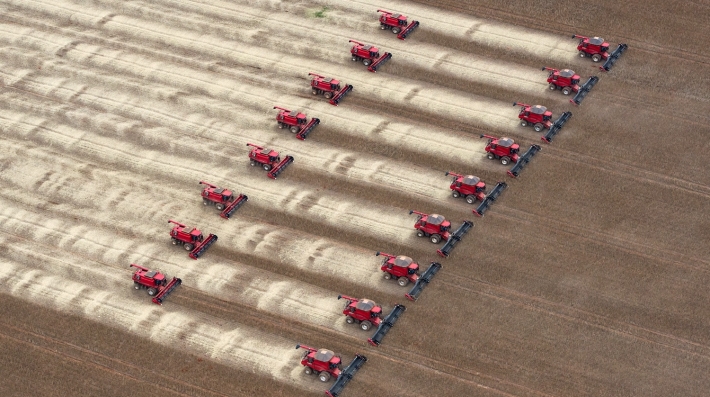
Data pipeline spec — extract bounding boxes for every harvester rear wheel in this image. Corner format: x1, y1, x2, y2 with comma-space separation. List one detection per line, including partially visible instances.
520, 120, 527, 127
184, 243, 194, 251
147, 288, 157, 296
465, 195, 477, 204
579, 51, 587, 58
430, 234, 441, 244
534, 123, 544, 132
416, 230, 425, 237
383, 273, 391, 280
501, 157, 511, 166
290, 126, 299, 133
215, 203, 225, 211
549, 84, 557, 90
323, 91, 333, 99
562, 87, 572, 95
304, 367, 313, 375
363, 59, 371, 66
592, 53, 602, 62
262, 164, 272, 171
360, 321, 372, 331
397, 277, 409, 287
319, 371, 331, 382
391, 27, 401, 34
346, 316, 355, 324
452, 191, 460, 198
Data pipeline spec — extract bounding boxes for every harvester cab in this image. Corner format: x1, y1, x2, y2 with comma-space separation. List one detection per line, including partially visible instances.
273, 106, 320, 139
246, 143, 294, 179
376, 251, 420, 286
296, 344, 343, 382
542, 67, 580, 95
514, 102, 552, 132
409, 210, 451, 244
480, 134, 520, 165
377, 9, 419, 39
130, 264, 182, 304
348, 40, 392, 72
168, 220, 218, 259
573, 35, 609, 62
338, 295, 382, 331
445, 171, 486, 204
309, 72, 353, 106
199, 181, 248, 219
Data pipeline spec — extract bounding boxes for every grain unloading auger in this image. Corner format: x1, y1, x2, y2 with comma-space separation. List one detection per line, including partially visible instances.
326, 354, 367, 397
168, 220, 218, 259
405, 262, 442, 301
507, 144, 542, 178
473, 182, 508, 217
130, 264, 182, 305
541, 111, 573, 143
571, 76, 599, 105
377, 9, 419, 40
601, 44, 628, 71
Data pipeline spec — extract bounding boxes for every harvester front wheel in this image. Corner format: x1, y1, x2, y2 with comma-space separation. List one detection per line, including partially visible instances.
290, 126, 299, 134
277, 123, 284, 129
250, 160, 257, 167
534, 123, 544, 132
452, 191, 460, 198
562, 87, 572, 95
362, 59, 371, 66
501, 157, 511, 166
184, 243, 194, 251
147, 288, 157, 296
549, 84, 557, 91
171, 238, 178, 245
465, 195, 477, 204
319, 371, 331, 382
383, 273, 391, 280
487, 153, 495, 160
398, 277, 409, 287
262, 164, 272, 171
312, 89, 318, 95
578, 51, 587, 58
134, 282, 141, 290
592, 54, 602, 62
360, 321, 372, 331
416, 230, 425, 238
430, 234, 441, 244
391, 27, 401, 34
304, 367, 313, 375
352, 55, 358, 61
346, 316, 355, 324
323, 91, 333, 99
203, 199, 210, 206
215, 203, 225, 211
520, 120, 527, 127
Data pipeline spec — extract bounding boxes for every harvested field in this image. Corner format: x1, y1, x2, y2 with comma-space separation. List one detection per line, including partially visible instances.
1, 0, 709, 396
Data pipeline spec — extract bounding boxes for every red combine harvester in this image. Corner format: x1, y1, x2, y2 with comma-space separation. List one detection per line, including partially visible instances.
199, 181, 248, 219
514, 102, 553, 132
309, 72, 353, 106
445, 171, 487, 204
472, 182, 508, 217
375, 252, 442, 301
296, 344, 367, 397
542, 67, 599, 105
273, 106, 320, 140
480, 135, 542, 178
572, 34, 628, 71
337, 295, 406, 346
130, 264, 181, 305
409, 210, 473, 257
168, 220, 218, 259
246, 143, 294, 179
377, 9, 419, 40
348, 40, 392, 72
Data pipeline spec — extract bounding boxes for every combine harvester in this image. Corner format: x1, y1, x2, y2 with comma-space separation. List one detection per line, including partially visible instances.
542, 67, 598, 105
348, 40, 392, 72
472, 182, 508, 217
273, 106, 320, 140
480, 135, 542, 178
168, 220, 218, 259
296, 344, 367, 397
513, 102, 573, 142
199, 181, 248, 219
572, 34, 628, 71
445, 172, 487, 204
409, 210, 473, 257
377, 9, 419, 40
309, 72, 353, 106
246, 143, 294, 179
130, 264, 181, 304
376, 252, 442, 301
337, 295, 406, 346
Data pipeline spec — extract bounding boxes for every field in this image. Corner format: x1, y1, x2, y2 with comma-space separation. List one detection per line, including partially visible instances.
1, 0, 710, 396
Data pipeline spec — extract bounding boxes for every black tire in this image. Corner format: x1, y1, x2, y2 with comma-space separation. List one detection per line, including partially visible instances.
134, 282, 141, 290
520, 120, 527, 127
290, 125, 299, 134
383, 273, 391, 280
351, 55, 358, 62
562, 87, 572, 95
452, 191, 460, 198
184, 243, 194, 251
304, 367, 313, 375
346, 316, 355, 324
397, 277, 409, 287
171, 238, 178, 245
319, 371, 331, 382
147, 288, 157, 296
323, 91, 333, 99
263, 164, 272, 171
360, 321, 372, 331
430, 234, 441, 244
363, 59, 371, 66
465, 195, 477, 204
416, 230, 425, 237
534, 123, 544, 132
392, 27, 401, 34
501, 156, 511, 166
380, 24, 387, 30
202, 199, 210, 206
487, 153, 495, 160
311, 89, 318, 95
592, 53, 602, 62
215, 203, 225, 211
579, 51, 587, 58
250, 160, 256, 167
277, 123, 284, 129
549, 84, 557, 90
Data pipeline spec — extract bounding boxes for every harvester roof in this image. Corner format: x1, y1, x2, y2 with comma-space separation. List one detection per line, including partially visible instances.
588, 37, 604, 45
498, 137, 514, 147
463, 175, 480, 185
394, 256, 413, 267
355, 299, 376, 311
559, 69, 575, 78
530, 105, 547, 114
288, 110, 300, 117
212, 187, 225, 194
315, 349, 335, 361
145, 271, 158, 278
427, 214, 445, 225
